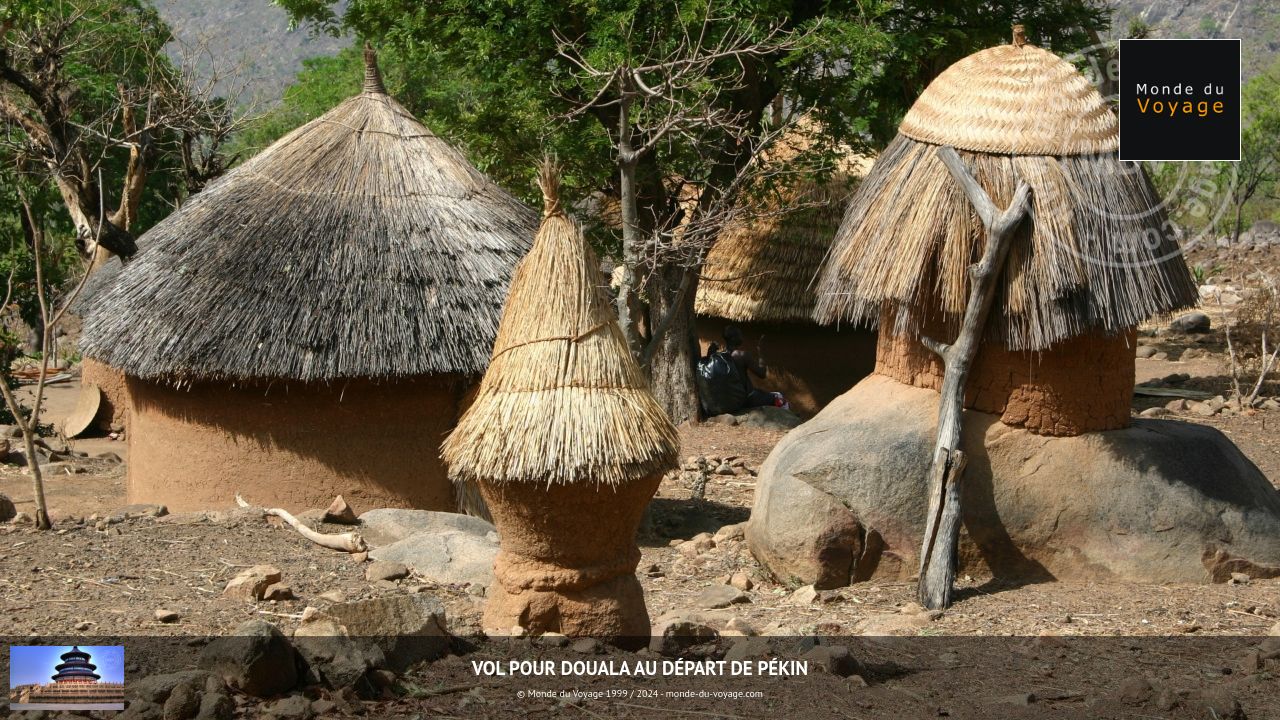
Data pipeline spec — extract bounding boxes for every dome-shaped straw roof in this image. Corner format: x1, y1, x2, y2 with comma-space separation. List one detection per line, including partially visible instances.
814, 32, 1197, 350
79, 46, 536, 382
442, 163, 679, 486
899, 42, 1118, 156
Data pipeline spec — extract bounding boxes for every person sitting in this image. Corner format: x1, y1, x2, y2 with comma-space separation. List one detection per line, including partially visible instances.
722, 325, 787, 409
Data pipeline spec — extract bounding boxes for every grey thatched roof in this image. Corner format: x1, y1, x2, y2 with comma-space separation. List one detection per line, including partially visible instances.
80, 50, 537, 383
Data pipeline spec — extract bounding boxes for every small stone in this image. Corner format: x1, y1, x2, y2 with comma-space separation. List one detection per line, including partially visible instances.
729, 572, 753, 591
317, 590, 346, 604
1139, 407, 1171, 417
1135, 345, 1158, 359
1191, 401, 1218, 417
1165, 399, 1188, 412
715, 462, 736, 476
223, 565, 282, 601
264, 694, 315, 719
788, 585, 818, 605
1152, 351, 1169, 360
323, 495, 359, 525
12, 511, 32, 525
677, 534, 716, 556
535, 632, 570, 648
1169, 311, 1211, 334
1269, 621, 1280, 636
1113, 676, 1153, 705
351, 551, 368, 563
365, 561, 410, 583
644, 563, 664, 578
0, 493, 14, 522
263, 583, 295, 601
723, 617, 756, 636
1262, 398, 1280, 411
1229, 572, 1251, 584
708, 413, 738, 426
155, 608, 181, 623
311, 698, 338, 715
649, 615, 718, 656
73, 621, 92, 631
697, 584, 750, 609
1238, 650, 1263, 674
996, 693, 1035, 706
802, 644, 861, 677
713, 523, 746, 543
570, 638, 603, 654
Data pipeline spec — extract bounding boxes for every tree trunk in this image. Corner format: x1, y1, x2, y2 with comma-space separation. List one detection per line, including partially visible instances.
646, 266, 700, 423
917, 147, 1031, 610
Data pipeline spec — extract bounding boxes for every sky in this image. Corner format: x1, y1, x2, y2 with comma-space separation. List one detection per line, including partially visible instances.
8, 646, 125, 687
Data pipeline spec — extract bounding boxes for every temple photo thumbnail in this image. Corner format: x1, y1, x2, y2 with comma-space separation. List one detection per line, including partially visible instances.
8, 645, 125, 711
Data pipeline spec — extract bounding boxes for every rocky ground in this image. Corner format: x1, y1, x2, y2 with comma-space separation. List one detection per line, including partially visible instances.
2, 292, 1280, 717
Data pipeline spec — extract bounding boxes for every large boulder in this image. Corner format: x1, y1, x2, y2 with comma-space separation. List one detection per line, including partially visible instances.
357, 509, 495, 547
198, 619, 298, 697
368, 530, 497, 588
747, 375, 1280, 587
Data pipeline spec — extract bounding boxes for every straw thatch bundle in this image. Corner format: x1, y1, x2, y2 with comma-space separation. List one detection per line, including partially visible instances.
442, 164, 679, 486
78, 47, 536, 382
696, 127, 872, 324
813, 42, 1197, 351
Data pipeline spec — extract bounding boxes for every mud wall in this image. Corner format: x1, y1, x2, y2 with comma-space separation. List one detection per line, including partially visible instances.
81, 357, 131, 432
696, 319, 876, 416
126, 375, 468, 513
875, 321, 1137, 436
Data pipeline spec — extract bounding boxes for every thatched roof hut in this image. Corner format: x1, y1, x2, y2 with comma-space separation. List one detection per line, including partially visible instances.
443, 165, 678, 486
693, 132, 876, 414
814, 41, 1197, 351
77, 47, 537, 512
443, 165, 676, 642
812, 36, 1198, 436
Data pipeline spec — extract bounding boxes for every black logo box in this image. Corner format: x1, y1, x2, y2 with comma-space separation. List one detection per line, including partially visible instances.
1119, 38, 1241, 162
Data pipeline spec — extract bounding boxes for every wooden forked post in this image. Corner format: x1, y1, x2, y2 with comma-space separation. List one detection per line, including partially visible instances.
917, 146, 1031, 610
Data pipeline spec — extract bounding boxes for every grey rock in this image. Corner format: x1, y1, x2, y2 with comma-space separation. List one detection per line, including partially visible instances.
264, 694, 314, 720
1135, 345, 1158, 359
802, 645, 861, 677
1169, 311, 1211, 334
697, 584, 750, 609
154, 608, 181, 623
369, 529, 496, 588
570, 638, 604, 654
196, 692, 233, 720
322, 593, 449, 671
723, 637, 773, 663
707, 413, 738, 426
649, 615, 718, 656
364, 561, 409, 583
293, 616, 384, 690
198, 619, 298, 697
0, 493, 14, 522
357, 508, 494, 547
737, 405, 803, 430
747, 375, 1280, 588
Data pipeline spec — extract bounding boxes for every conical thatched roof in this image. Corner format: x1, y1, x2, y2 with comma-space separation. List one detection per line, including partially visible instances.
814, 38, 1197, 351
79, 47, 536, 382
695, 129, 872, 324
442, 165, 679, 486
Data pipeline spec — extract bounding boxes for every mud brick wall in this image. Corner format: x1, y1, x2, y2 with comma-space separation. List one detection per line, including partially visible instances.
874, 320, 1136, 436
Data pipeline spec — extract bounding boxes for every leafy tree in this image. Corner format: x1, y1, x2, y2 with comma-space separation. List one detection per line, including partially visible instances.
273, 0, 1110, 419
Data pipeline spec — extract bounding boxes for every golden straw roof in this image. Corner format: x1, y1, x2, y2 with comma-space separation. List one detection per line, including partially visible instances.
898, 43, 1118, 156
696, 141, 871, 324
79, 48, 536, 383
814, 39, 1196, 351
442, 165, 679, 486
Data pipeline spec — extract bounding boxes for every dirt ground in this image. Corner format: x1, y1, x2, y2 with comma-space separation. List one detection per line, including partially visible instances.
1, 338, 1279, 718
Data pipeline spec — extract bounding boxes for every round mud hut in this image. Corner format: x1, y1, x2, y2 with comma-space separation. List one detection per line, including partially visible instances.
747, 34, 1280, 588
443, 165, 678, 645
695, 137, 876, 416
77, 48, 536, 513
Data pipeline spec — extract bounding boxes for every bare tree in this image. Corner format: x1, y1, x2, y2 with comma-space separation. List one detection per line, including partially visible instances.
0, 5, 255, 266
0, 187, 93, 530
553, 6, 818, 420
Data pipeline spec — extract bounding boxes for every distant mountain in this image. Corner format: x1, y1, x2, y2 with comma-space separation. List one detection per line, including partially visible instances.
154, 0, 350, 105
1111, 0, 1279, 77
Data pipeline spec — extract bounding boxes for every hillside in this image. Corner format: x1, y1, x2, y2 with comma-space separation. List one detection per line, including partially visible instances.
1113, 0, 1280, 76
154, 0, 349, 104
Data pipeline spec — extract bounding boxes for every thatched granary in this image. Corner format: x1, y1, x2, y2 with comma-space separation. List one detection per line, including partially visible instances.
78, 48, 536, 512
443, 165, 678, 644
695, 140, 876, 416
746, 37, 1280, 590
813, 39, 1198, 435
